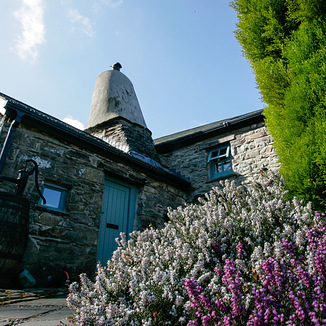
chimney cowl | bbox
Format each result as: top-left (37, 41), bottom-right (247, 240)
top-left (111, 62), bottom-right (122, 71)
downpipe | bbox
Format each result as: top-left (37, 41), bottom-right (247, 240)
top-left (0, 109), bottom-right (24, 174)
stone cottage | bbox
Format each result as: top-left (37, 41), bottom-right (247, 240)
top-left (0, 63), bottom-right (278, 286)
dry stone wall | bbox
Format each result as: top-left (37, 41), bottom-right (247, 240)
top-left (158, 122), bottom-right (280, 199)
top-left (0, 119), bottom-right (187, 285)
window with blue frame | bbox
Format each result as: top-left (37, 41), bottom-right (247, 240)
top-left (208, 144), bottom-right (233, 180)
top-left (39, 183), bottom-right (68, 212)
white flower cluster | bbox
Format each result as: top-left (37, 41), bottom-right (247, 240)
top-left (67, 174), bottom-right (313, 325)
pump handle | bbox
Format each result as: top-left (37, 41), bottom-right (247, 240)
top-left (25, 160), bottom-right (46, 205)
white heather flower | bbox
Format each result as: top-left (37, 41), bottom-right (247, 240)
top-left (274, 241), bottom-right (284, 260)
top-left (263, 242), bottom-right (272, 258)
top-left (251, 246), bottom-right (263, 268)
top-left (67, 172), bottom-right (314, 325)
top-left (245, 293), bottom-right (253, 309)
top-left (295, 229), bottom-right (306, 247)
top-left (307, 252), bottom-right (315, 275)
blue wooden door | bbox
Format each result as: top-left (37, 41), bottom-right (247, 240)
top-left (97, 179), bottom-right (137, 265)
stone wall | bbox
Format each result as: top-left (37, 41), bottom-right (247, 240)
top-left (0, 118), bottom-right (187, 285)
top-left (0, 113), bottom-right (280, 286)
top-left (87, 118), bottom-right (160, 161)
top-left (158, 122), bottom-right (280, 199)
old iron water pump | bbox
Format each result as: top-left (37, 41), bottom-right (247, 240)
top-left (0, 159), bottom-right (46, 287)
top-left (0, 159), bottom-right (46, 203)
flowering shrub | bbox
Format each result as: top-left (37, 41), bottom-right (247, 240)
top-left (67, 175), bottom-right (318, 325)
top-left (185, 212), bottom-right (326, 325)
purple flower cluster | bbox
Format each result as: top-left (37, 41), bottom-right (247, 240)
top-left (212, 242), bottom-right (223, 255)
top-left (185, 216), bottom-right (326, 325)
top-left (185, 257), bottom-right (246, 325)
top-left (184, 278), bottom-right (216, 326)
top-left (237, 242), bottom-right (243, 259)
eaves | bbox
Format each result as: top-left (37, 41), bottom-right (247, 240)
top-left (0, 93), bottom-right (190, 191)
top-left (154, 109), bottom-right (264, 154)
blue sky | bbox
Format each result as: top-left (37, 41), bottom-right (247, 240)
top-left (0, 0), bottom-right (264, 139)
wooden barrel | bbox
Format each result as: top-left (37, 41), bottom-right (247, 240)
top-left (0, 191), bottom-right (30, 287)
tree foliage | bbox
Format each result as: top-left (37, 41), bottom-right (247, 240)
top-left (231, 0), bottom-right (326, 209)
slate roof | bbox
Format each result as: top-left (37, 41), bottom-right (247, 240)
top-left (0, 92), bottom-right (264, 186)
top-left (0, 92), bottom-right (190, 189)
top-left (154, 109), bottom-right (264, 153)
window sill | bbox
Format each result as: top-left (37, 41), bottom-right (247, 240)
top-left (207, 171), bottom-right (238, 183)
top-left (36, 205), bottom-right (70, 216)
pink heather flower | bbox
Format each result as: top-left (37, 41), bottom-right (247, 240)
top-left (237, 242), bottom-right (243, 259)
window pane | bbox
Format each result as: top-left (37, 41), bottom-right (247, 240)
top-left (219, 148), bottom-right (227, 156)
top-left (215, 162), bottom-right (223, 173)
top-left (42, 188), bottom-right (62, 208)
top-left (210, 150), bottom-right (219, 159)
top-left (223, 160), bottom-right (232, 171)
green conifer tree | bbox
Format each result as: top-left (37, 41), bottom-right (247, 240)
top-left (231, 0), bottom-right (326, 209)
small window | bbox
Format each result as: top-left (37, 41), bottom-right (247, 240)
top-left (39, 183), bottom-right (67, 212)
top-left (208, 144), bottom-right (233, 180)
